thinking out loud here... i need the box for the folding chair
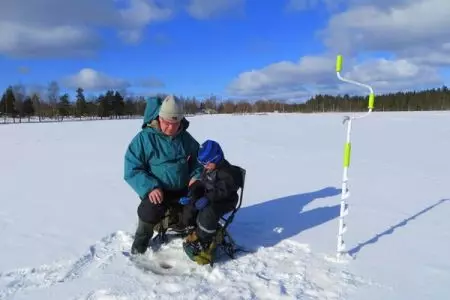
[152,166,247,266]
[210,165,246,266]
[152,206,185,245]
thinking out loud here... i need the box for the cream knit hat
[158,95,184,122]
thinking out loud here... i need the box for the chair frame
[211,166,246,266]
[152,166,247,267]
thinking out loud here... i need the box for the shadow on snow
[347,198,449,258]
[228,186,341,252]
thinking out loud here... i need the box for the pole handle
[368,93,375,109]
[336,55,375,110]
[336,55,343,72]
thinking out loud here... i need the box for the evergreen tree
[22,96,35,121]
[0,86,17,120]
[58,93,71,120]
[1,83,450,123]
[112,91,125,118]
[31,93,42,122]
[75,87,87,118]
[124,98,136,117]
[97,91,115,118]
[12,83,26,121]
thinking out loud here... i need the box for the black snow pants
[137,188,188,225]
[180,198,238,241]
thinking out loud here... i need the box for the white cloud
[186,0,244,19]
[0,0,245,57]
[227,56,442,98]
[320,0,450,69]
[344,58,441,93]
[0,21,100,58]
[287,0,422,12]
[228,56,336,97]
[60,69,166,91]
[0,0,114,57]
[118,0,173,44]
[228,0,449,99]
[320,0,450,60]
[0,0,248,57]
[61,69,131,91]
[407,43,450,66]
[0,0,174,57]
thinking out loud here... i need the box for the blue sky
[1,0,448,101]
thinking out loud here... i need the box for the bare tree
[31,92,41,122]
[47,81,60,119]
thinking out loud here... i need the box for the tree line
[1,82,450,123]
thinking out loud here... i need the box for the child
[178,139,242,264]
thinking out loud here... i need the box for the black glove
[188,180,205,200]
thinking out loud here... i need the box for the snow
[1,111,449,299]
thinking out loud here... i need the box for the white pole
[335,55,375,261]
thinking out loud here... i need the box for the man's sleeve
[123,133,160,200]
[187,136,203,181]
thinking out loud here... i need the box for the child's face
[204,162,216,171]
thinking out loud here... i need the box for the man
[123,95,203,254]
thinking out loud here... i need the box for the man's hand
[148,188,163,204]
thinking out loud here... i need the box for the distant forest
[1,82,450,122]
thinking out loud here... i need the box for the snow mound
[0,230,371,299]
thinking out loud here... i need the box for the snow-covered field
[1,111,449,299]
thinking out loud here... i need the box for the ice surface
[1,111,449,299]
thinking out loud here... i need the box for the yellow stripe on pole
[336,55,343,72]
[343,142,351,167]
[368,93,375,109]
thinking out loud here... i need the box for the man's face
[159,117,181,136]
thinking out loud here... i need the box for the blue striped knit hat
[198,140,224,165]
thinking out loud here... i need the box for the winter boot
[131,219,154,255]
[182,230,217,265]
[169,222,194,235]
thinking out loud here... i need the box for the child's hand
[188,180,205,200]
[194,197,208,210]
[179,196,191,205]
